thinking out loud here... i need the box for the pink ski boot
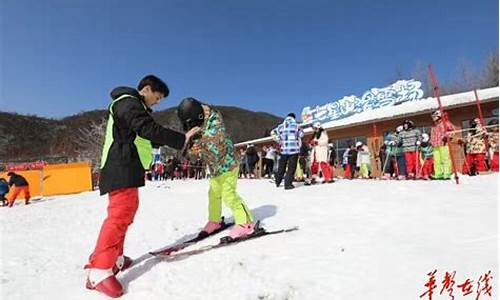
[229,223,255,240]
[200,220,222,235]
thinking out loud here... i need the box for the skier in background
[417,133,434,180]
[309,122,333,183]
[430,110,457,180]
[271,113,304,190]
[398,120,421,179]
[462,118,488,175]
[355,141,371,179]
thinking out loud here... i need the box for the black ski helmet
[177,97,205,131]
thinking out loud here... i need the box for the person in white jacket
[356,141,371,178]
[309,122,333,183]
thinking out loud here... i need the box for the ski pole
[380,147,391,178]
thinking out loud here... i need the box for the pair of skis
[149,219,298,260]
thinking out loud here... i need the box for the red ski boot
[86,268,123,298]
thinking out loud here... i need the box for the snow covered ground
[1,174,498,300]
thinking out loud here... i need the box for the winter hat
[287,113,296,119]
[421,133,430,143]
[355,141,363,148]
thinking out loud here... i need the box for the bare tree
[74,119,106,171]
[482,51,499,88]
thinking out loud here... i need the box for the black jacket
[8,173,29,187]
[99,87,186,195]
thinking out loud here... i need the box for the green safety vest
[100,94,153,170]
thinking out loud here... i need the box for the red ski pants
[311,161,332,181]
[343,164,352,179]
[464,153,487,172]
[404,151,420,176]
[421,158,434,178]
[88,187,139,269]
[491,152,499,172]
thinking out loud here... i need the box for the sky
[0,0,498,119]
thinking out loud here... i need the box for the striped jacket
[398,128,421,152]
[271,117,304,155]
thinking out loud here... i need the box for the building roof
[235,86,499,147]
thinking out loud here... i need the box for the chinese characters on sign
[420,270,493,300]
[300,79,424,125]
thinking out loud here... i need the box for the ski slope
[1,174,498,300]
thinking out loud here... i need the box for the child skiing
[177,97,255,240]
[85,75,200,298]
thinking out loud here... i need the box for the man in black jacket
[85,75,200,298]
[6,172,30,207]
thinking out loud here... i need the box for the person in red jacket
[85,75,200,298]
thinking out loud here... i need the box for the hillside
[0,106,282,164]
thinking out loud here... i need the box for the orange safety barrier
[0,162,93,201]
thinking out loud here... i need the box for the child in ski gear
[488,119,499,172]
[418,133,434,180]
[299,138,312,184]
[6,172,30,206]
[271,113,304,190]
[381,132,398,179]
[342,147,352,179]
[463,118,488,174]
[398,120,421,179]
[85,75,200,298]
[0,178,9,206]
[356,141,371,178]
[430,110,457,179]
[391,126,407,180]
[264,145,277,178]
[178,97,255,240]
[309,122,333,183]
[238,148,248,178]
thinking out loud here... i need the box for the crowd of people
[147,157,206,181]
[235,110,499,187]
